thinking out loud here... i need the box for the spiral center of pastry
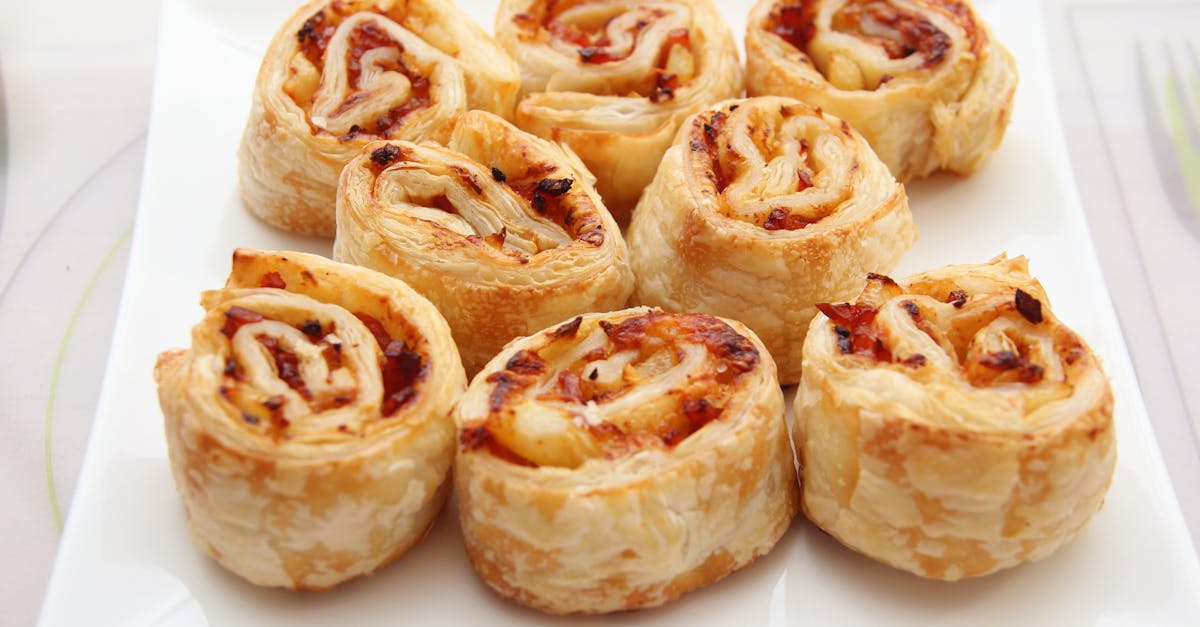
[818,275,1085,413]
[517,0,697,101]
[212,292,427,442]
[363,141,612,263]
[460,312,759,468]
[288,6,460,138]
[768,0,980,91]
[691,102,863,230]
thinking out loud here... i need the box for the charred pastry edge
[371,144,402,167]
[1014,288,1043,324]
[867,272,899,286]
[549,315,584,340]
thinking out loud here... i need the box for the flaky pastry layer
[333,110,633,375]
[454,308,799,614]
[156,249,466,590]
[746,0,1018,181]
[795,255,1115,580]
[238,0,519,236]
[496,0,743,223]
[628,96,916,383]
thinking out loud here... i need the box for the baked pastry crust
[333,110,634,376]
[454,308,799,614]
[628,96,916,384]
[795,255,1115,580]
[155,249,466,590]
[496,0,743,224]
[746,0,1018,180]
[238,0,519,236]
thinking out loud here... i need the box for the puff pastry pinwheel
[155,249,467,590]
[628,96,916,384]
[795,255,1115,580]
[238,0,519,236]
[453,308,799,614]
[334,110,634,376]
[745,0,1018,181]
[495,0,743,224]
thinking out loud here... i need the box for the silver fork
[1139,38,1200,240]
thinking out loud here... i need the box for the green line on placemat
[1165,73,1200,223]
[44,224,133,533]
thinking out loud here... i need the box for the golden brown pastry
[454,308,799,614]
[795,255,1115,580]
[745,0,1018,180]
[628,96,916,384]
[238,0,519,236]
[333,110,634,376]
[155,249,466,590]
[495,0,743,224]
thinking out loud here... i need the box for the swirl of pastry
[496,0,743,224]
[745,0,1018,181]
[154,249,467,590]
[238,0,519,236]
[334,110,634,376]
[795,255,1115,580]
[454,308,799,614]
[627,96,916,384]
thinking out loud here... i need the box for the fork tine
[1189,40,1200,124]
[1168,42,1200,153]
[1139,41,1200,236]
[1167,42,1200,227]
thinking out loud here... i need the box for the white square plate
[38,0,1200,624]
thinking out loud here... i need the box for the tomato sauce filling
[830,1,952,66]
[461,313,760,464]
[354,312,427,416]
[532,8,690,102]
[763,207,820,231]
[768,1,981,78]
[649,28,690,103]
[691,110,731,191]
[295,7,432,137]
[216,300,424,429]
[548,20,623,64]
[691,105,827,230]
[972,349,1045,385]
[820,291,1051,386]
[503,171,606,246]
[770,1,819,52]
[817,302,894,362]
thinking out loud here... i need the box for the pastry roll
[745,0,1018,180]
[334,110,634,376]
[628,96,916,384]
[796,255,1115,580]
[155,249,466,590]
[496,0,743,224]
[454,308,799,614]
[238,0,519,236]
